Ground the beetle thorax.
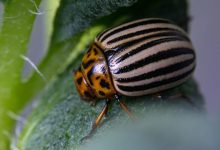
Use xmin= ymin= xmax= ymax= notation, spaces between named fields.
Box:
xmin=74 ymin=43 xmax=116 ymax=101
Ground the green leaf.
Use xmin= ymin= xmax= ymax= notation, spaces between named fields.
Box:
xmin=0 ymin=0 xmax=41 ymax=149
xmin=52 ymin=0 xmax=189 ymax=43
xmin=81 ymin=114 xmax=220 ymax=150
xmin=51 ymin=0 xmax=138 ymax=43
xmin=15 ymin=0 xmax=205 ymax=149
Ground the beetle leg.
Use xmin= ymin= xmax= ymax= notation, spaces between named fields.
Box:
xmin=168 ymin=93 xmax=196 ymax=107
xmin=155 ymin=92 xmax=196 ymax=108
xmin=115 ymin=95 xmax=136 ymax=121
xmin=154 ymin=92 xmax=186 ymax=100
xmin=92 ymin=99 xmax=110 ymax=129
xmin=81 ymin=100 xmax=110 ymax=143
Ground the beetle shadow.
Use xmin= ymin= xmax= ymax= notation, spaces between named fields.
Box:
xmin=115 ymin=78 xmax=205 ymax=116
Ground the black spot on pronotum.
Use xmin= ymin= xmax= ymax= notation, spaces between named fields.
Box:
xmin=99 ymin=91 xmax=105 ymax=96
xmin=87 ymin=52 xmax=91 ymax=58
xmin=82 ymin=59 xmax=95 ymax=69
xmin=96 ymin=76 xmax=100 ymax=80
xmin=77 ymin=77 xmax=83 ymax=85
xmin=87 ymin=66 xmax=94 ymax=86
xmin=100 ymin=79 xmax=110 ymax=89
xmin=93 ymin=48 xmax=98 ymax=55
xmin=87 ymin=47 xmax=92 ymax=53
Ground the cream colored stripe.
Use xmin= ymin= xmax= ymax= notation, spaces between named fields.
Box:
xmin=115 ymin=75 xmax=191 ymax=96
xmin=101 ymin=23 xmax=187 ymax=49
xmin=98 ymin=18 xmax=148 ymax=41
xmin=115 ymin=62 xmax=195 ymax=86
xmin=110 ymin=40 xmax=193 ymax=71
xmin=111 ymin=54 xmax=194 ymax=79
xmin=119 ymin=41 xmax=193 ymax=68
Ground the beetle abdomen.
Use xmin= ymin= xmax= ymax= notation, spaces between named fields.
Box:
xmin=96 ymin=18 xmax=195 ymax=96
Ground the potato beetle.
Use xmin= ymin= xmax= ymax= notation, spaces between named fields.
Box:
xmin=74 ymin=18 xmax=195 ymax=138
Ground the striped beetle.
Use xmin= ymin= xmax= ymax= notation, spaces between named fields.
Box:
xmin=74 ymin=18 xmax=196 ymax=136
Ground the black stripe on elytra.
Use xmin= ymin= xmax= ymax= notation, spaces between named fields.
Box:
xmin=113 ymin=47 xmax=194 ymax=74
xmin=100 ymin=19 xmax=172 ymax=42
xmin=117 ymin=67 xmax=195 ymax=92
xmin=114 ymin=37 xmax=189 ymax=65
xmin=82 ymin=59 xmax=95 ymax=69
xmin=107 ymin=27 xmax=188 ymax=45
xmin=116 ymin=58 xmax=194 ymax=83
xmin=106 ymin=30 xmax=181 ymax=62
xmin=96 ymin=26 xmax=114 ymax=41
xmin=110 ymin=30 xmax=189 ymax=55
